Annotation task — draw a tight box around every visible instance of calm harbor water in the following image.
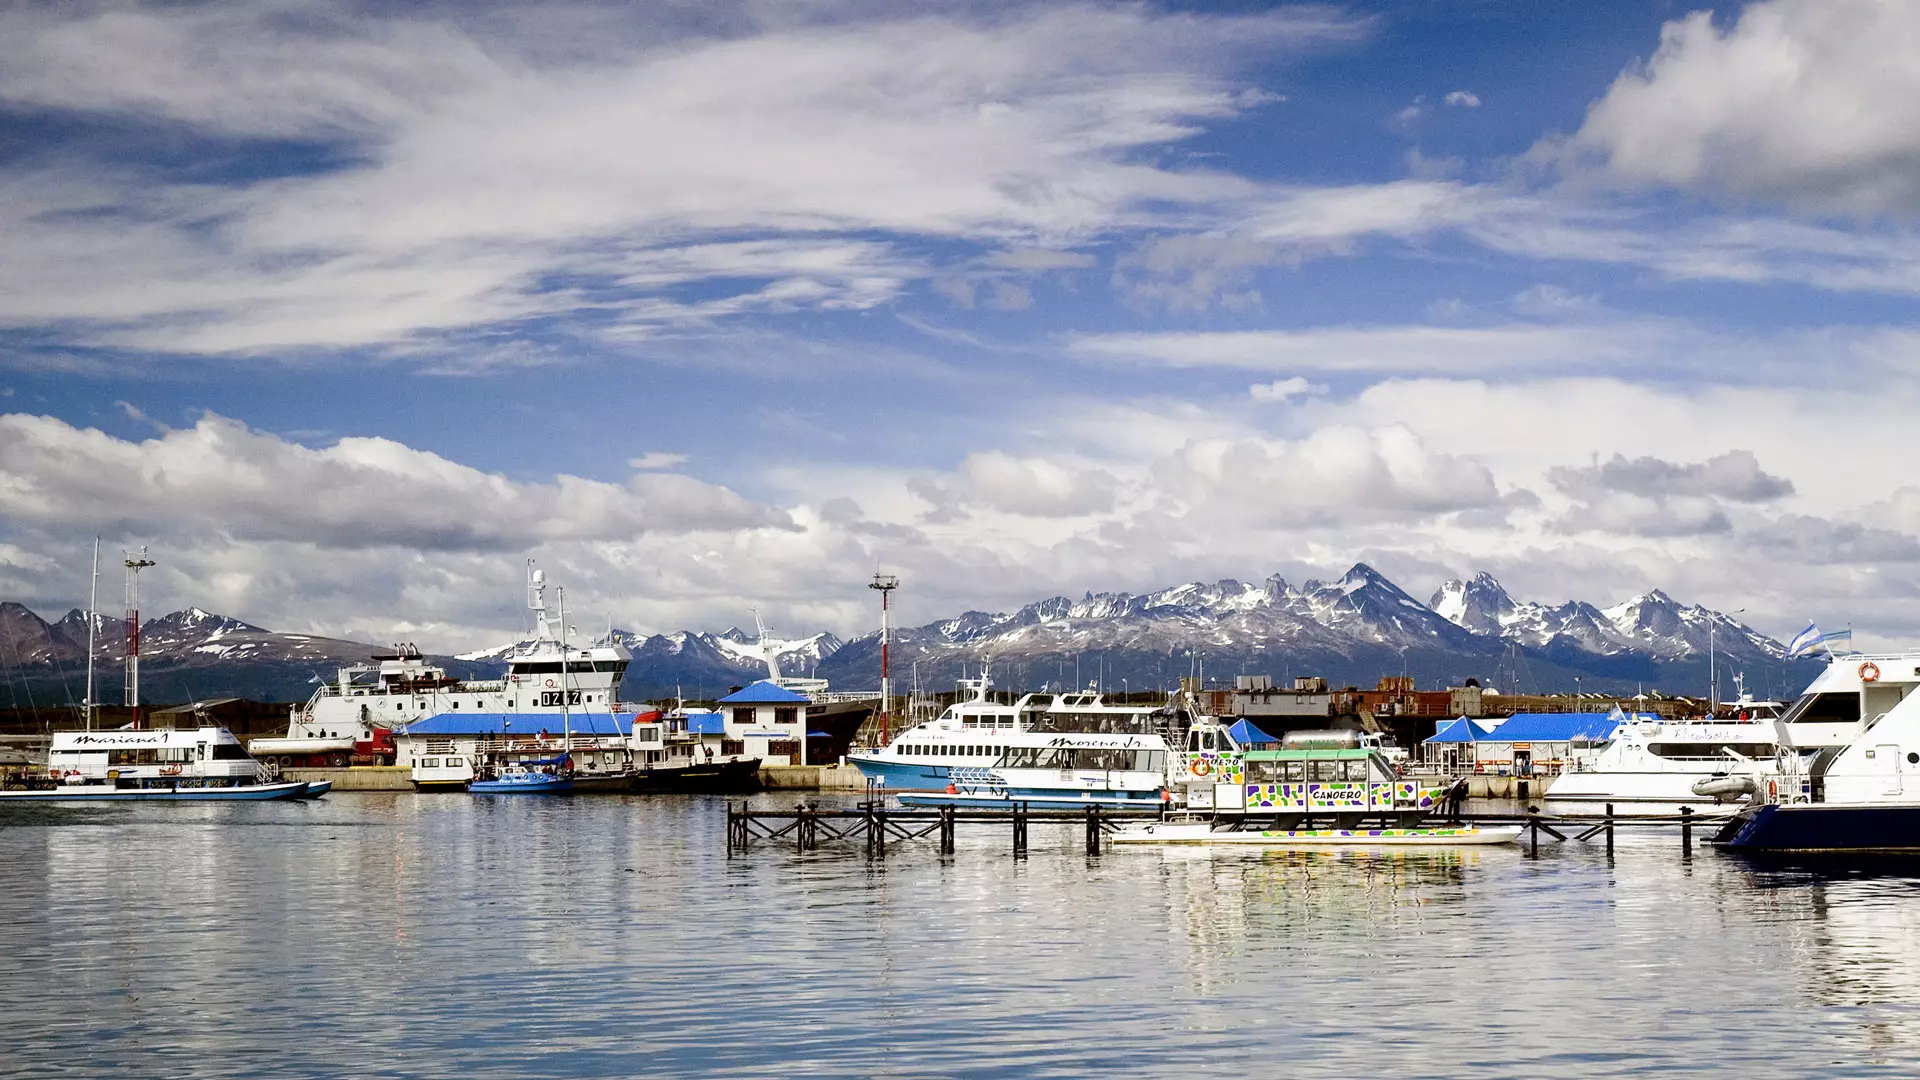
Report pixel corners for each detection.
[5,794,1920,1079]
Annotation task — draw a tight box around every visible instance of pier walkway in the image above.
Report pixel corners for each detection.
[725,802,1725,859]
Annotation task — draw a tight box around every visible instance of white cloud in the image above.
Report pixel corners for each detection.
[1555,0,1920,216]
[1248,377,1325,403]
[0,3,1366,355]
[0,412,788,552]
[1443,90,1481,108]
[1150,425,1503,528]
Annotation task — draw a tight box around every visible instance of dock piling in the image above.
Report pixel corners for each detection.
[1084,804,1102,856]
[1013,801,1028,859]
[1605,803,1614,858]
[939,805,955,855]
[1680,805,1693,858]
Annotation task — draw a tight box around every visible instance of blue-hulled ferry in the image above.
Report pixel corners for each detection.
[1714,651,1920,851]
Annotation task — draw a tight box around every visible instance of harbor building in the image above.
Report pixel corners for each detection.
[713,680,811,766]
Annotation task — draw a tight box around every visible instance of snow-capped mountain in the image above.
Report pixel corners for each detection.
[1,565,1821,707]
[0,602,488,707]
[1427,574,1785,662]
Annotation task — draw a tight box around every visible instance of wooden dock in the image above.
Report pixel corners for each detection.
[725,802,1725,859]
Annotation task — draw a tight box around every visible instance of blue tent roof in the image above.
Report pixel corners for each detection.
[716,680,812,705]
[685,711,725,735]
[403,712,635,737]
[1228,719,1278,746]
[1425,716,1495,744]
[1481,712,1625,742]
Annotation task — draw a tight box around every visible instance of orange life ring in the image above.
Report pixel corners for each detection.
[1766,778,1778,802]
[544,679,557,688]
[1189,757,1212,778]
[1860,661,1881,683]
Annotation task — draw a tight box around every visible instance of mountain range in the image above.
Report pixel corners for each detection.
[0,564,1822,710]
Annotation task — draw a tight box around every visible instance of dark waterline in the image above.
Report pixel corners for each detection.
[4,793,1920,1078]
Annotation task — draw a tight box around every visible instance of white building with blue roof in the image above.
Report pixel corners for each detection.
[714,679,811,766]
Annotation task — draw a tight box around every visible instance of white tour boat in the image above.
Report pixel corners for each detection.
[851,674,1178,808]
[254,562,633,775]
[1547,672,1905,810]
[1715,651,1920,851]
[2,726,307,801]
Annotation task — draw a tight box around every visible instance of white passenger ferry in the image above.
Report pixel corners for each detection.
[245,564,632,774]
[1547,673,1897,810]
[851,675,1177,808]
[1715,652,1920,850]
[1,726,307,801]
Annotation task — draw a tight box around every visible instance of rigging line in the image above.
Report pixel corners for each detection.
[37,614,79,728]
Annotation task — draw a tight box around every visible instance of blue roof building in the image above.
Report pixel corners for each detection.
[1424,716,1495,744]
[716,680,811,705]
[713,680,809,765]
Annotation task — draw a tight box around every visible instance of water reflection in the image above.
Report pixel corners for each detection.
[5,796,1920,1077]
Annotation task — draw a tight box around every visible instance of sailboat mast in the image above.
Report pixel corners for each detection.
[84,537,99,732]
[558,586,571,765]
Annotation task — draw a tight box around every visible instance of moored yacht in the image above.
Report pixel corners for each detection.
[1715,652,1920,851]
[1,726,307,801]
[850,674,1172,797]
[263,562,632,773]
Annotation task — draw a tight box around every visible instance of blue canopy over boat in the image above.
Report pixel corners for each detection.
[1227,719,1279,746]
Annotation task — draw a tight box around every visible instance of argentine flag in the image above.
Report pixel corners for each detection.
[1787,622,1851,658]
[1786,622,1822,658]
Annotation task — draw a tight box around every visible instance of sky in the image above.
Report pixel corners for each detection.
[4,0,1920,652]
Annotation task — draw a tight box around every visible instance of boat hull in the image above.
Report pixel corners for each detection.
[630,758,763,794]
[1111,822,1522,847]
[0,780,310,802]
[1715,803,1920,852]
[896,791,1167,810]
[849,755,954,791]
[299,780,332,798]
[411,779,470,792]
[1546,770,1746,806]
[469,776,572,794]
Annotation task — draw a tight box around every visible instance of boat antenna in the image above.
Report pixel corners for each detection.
[869,573,899,746]
[122,546,155,730]
[85,537,99,732]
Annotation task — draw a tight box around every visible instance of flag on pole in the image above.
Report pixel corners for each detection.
[1787,623,1852,658]
[1786,622,1822,658]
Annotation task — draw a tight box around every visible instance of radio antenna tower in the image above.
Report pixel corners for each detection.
[123,547,156,729]
[869,573,900,746]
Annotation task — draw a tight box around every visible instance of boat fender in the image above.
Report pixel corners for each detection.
[1860,661,1881,683]
[946,783,957,794]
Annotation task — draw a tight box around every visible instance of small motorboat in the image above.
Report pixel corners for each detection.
[1109,820,1522,847]
[469,765,572,795]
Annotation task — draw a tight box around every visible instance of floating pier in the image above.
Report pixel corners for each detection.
[726,802,1160,858]
[725,802,1725,859]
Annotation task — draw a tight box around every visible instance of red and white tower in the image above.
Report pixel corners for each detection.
[868,573,899,746]
[123,547,155,728]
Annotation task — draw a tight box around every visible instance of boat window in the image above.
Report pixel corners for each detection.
[1780,692,1861,724]
[448,757,463,767]
[211,743,252,761]
[1648,742,1773,759]
[1307,760,1342,782]
[421,758,439,768]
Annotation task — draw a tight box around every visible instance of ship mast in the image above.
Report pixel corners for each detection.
[557,585,572,771]
[869,573,899,746]
[84,537,99,731]
[123,547,155,729]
